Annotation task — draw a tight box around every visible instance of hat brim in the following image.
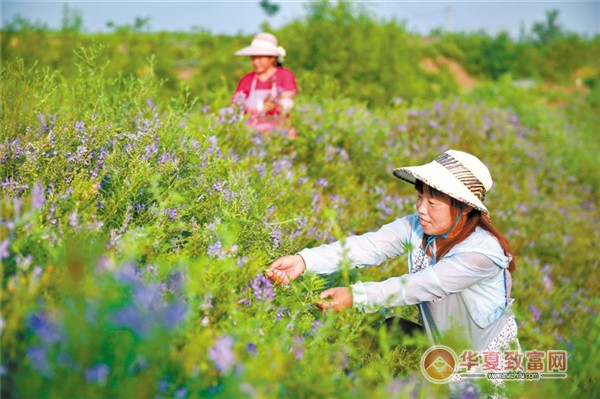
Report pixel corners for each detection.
[393,161,488,213]
[235,46,278,56]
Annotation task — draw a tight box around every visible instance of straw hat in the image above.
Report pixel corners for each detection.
[393,150,493,213]
[235,32,286,61]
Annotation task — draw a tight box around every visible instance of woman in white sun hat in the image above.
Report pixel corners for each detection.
[233,32,298,137]
[267,150,519,356]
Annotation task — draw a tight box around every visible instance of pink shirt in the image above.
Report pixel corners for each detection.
[234,68,298,115]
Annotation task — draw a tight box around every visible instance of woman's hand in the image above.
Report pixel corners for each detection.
[267,254,306,285]
[263,94,277,113]
[316,287,353,312]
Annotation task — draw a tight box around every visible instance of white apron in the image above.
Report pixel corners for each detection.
[245,76,286,133]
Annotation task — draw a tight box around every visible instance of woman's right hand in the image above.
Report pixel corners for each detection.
[266,254,306,285]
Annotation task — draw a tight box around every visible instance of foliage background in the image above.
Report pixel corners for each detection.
[1,2,599,398]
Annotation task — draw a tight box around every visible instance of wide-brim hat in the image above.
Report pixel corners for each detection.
[393,150,493,213]
[235,32,280,57]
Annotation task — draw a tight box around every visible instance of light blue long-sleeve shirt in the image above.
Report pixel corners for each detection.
[299,213,515,350]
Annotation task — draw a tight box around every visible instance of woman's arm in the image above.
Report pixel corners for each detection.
[299,216,414,275]
[351,252,502,312]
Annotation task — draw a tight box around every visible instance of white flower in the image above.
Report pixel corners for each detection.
[277,46,286,63]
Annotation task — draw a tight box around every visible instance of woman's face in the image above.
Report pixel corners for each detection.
[416,188,455,236]
[251,56,276,74]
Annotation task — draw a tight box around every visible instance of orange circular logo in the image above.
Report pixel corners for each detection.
[420,345,458,383]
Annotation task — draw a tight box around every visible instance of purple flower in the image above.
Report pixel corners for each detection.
[236,256,248,268]
[292,336,304,360]
[232,92,246,107]
[246,342,257,356]
[255,163,266,178]
[158,152,177,166]
[208,335,236,373]
[85,363,110,384]
[60,187,73,200]
[272,158,293,177]
[133,283,161,308]
[174,386,188,399]
[529,304,542,322]
[164,208,178,221]
[270,227,282,248]
[541,265,553,292]
[508,113,520,125]
[37,112,48,133]
[316,178,328,187]
[31,181,45,209]
[207,135,218,149]
[68,210,78,228]
[312,319,322,333]
[117,263,143,283]
[26,346,52,376]
[207,239,225,259]
[167,271,184,295]
[76,145,88,163]
[518,202,529,213]
[163,300,187,329]
[32,265,42,282]
[144,137,159,160]
[458,386,480,399]
[249,274,275,302]
[218,107,240,124]
[75,121,85,133]
[376,195,394,216]
[0,240,9,259]
[387,375,419,397]
[212,180,224,192]
[223,188,237,202]
[201,294,213,310]
[250,134,263,146]
[111,306,146,336]
[274,307,289,322]
[28,312,63,343]
[158,380,169,392]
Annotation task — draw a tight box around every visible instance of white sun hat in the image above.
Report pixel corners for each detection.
[393,150,493,213]
[235,32,286,61]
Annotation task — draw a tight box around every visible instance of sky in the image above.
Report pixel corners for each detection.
[2,1,599,38]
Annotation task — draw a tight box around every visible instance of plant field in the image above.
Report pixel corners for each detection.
[1,6,599,398]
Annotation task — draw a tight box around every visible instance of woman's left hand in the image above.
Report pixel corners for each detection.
[263,94,277,113]
[316,287,353,312]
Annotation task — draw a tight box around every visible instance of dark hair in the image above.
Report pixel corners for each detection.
[415,180,516,272]
[275,58,284,67]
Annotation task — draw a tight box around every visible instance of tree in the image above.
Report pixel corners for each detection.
[260,0,280,17]
[61,4,84,33]
[531,9,564,46]
[133,16,152,32]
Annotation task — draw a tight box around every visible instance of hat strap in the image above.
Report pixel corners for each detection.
[424,211,462,263]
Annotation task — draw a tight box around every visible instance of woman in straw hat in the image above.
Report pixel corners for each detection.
[233,32,298,137]
[267,150,519,356]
